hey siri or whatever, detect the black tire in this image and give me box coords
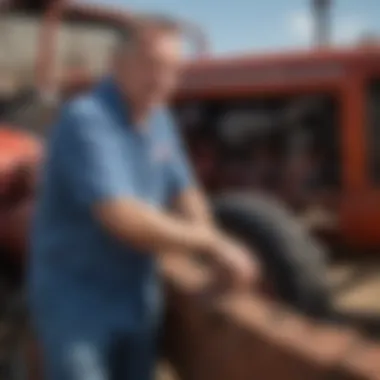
[213,192,332,319]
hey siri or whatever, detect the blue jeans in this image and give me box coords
[37,329,158,380]
[28,266,163,380]
[30,293,162,380]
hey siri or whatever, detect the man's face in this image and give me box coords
[117,28,183,106]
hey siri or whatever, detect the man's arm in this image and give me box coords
[93,198,215,253]
[172,188,214,225]
[56,102,218,254]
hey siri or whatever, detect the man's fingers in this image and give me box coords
[229,248,262,288]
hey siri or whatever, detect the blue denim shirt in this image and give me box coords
[27,77,194,338]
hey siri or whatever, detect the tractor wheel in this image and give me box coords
[213,192,332,319]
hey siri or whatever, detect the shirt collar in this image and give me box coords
[94,75,166,139]
[94,75,134,127]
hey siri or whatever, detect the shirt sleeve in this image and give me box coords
[55,101,136,207]
[165,113,197,200]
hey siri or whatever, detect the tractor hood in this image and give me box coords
[0,125,42,263]
[0,125,42,198]
[0,125,42,173]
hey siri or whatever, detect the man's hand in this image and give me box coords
[208,233,260,289]
[173,189,259,288]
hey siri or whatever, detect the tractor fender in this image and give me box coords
[212,192,332,319]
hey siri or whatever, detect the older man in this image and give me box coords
[28,15,256,380]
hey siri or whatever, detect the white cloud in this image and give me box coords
[287,10,368,46]
[289,11,313,44]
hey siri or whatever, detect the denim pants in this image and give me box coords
[30,293,163,380]
[37,328,159,380]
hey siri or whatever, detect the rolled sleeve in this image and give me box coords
[55,102,135,206]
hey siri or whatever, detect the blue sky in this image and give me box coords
[85,0,380,55]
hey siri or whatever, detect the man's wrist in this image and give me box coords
[195,226,222,255]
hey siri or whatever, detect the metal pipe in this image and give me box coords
[34,0,65,95]
[312,0,331,47]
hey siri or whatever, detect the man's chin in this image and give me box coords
[137,93,168,110]
[147,97,166,108]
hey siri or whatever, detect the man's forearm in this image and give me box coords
[173,188,214,225]
[94,198,218,254]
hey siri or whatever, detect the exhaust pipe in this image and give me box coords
[312,0,331,47]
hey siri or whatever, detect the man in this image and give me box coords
[28,15,257,380]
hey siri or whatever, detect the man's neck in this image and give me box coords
[111,75,151,128]
[128,100,151,127]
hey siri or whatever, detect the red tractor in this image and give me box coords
[1,0,380,376]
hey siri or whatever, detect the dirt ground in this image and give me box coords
[156,362,179,380]
[330,261,380,314]
[329,259,380,338]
